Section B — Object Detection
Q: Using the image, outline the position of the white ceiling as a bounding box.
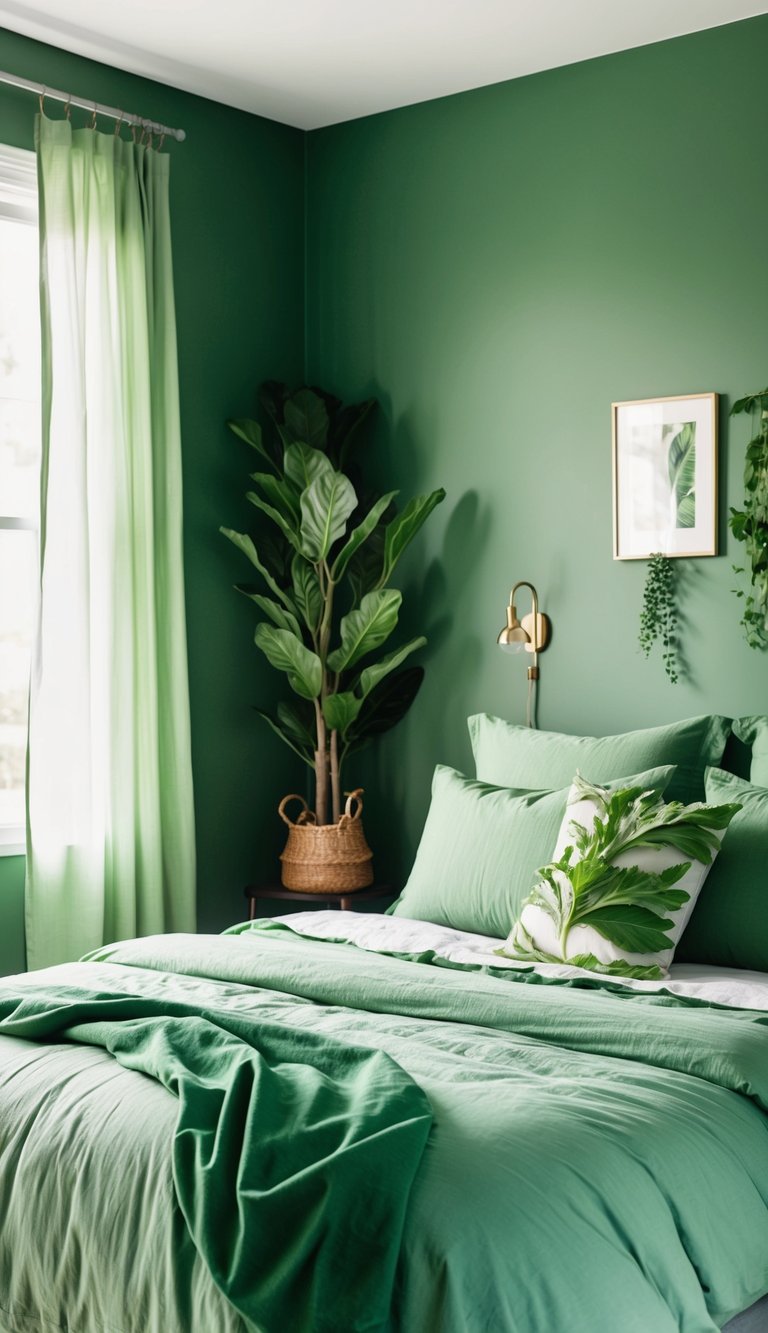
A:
[0,0,765,130]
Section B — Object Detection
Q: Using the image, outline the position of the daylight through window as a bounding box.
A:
[0,145,40,848]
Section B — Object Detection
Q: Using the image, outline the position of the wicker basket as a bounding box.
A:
[278,788,374,893]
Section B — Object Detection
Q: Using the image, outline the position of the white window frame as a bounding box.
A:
[0,144,38,856]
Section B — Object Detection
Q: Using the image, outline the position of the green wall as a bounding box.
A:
[3,15,768,966]
[305,16,768,886]
[0,25,305,970]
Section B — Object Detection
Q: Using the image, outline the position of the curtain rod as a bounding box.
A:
[0,68,186,142]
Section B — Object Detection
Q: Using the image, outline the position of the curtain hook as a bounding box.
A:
[157,129,166,152]
[38,87,46,117]
[130,119,138,144]
[114,109,123,137]
[90,101,98,131]
[64,94,72,121]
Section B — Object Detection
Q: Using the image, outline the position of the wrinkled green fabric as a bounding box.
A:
[3,931,768,1331]
[27,114,196,968]
[0,984,432,1333]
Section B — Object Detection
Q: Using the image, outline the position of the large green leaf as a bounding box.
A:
[322,692,362,734]
[277,699,317,753]
[227,418,279,471]
[283,388,329,452]
[249,472,300,523]
[346,667,424,752]
[220,528,296,612]
[329,398,376,469]
[236,589,302,640]
[247,491,302,552]
[331,491,398,582]
[254,625,322,699]
[357,636,426,698]
[347,526,385,603]
[254,709,314,768]
[327,589,402,673]
[578,902,675,954]
[291,556,323,634]
[667,422,696,529]
[378,489,446,585]
[300,468,358,561]
[283,443,333,493]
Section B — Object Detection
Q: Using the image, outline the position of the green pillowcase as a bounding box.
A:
[733,717,768,788]
[393,763,675,940]
[677,767,768,972]
[468,713,730,804]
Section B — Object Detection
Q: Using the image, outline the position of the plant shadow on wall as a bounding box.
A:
[729,389,768,650]
[220,383,445,884]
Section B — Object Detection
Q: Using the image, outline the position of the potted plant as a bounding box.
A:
[221,382,445,890]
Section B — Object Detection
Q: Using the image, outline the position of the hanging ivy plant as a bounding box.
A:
[638,553,679,684]
[730,389,768,650]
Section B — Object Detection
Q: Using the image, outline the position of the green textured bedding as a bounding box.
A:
[1,928,768,1332]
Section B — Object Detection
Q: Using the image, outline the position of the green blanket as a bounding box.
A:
[0,986,431,1333]
[2,929,768,1332]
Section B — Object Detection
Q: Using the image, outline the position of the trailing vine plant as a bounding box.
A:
[729,389,768,649]
[638,553,679,684]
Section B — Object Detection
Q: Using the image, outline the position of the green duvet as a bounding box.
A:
[0,927,767,1332]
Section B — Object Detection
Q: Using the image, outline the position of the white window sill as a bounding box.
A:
[0,830,25,857]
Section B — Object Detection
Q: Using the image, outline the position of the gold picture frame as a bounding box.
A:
[612,393,718,560]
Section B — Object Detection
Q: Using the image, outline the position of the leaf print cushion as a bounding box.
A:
[499,774,741,980]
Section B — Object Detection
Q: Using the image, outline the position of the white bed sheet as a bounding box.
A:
[265,909,768,1011]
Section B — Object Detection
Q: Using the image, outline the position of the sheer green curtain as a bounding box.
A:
[26,115,196,969]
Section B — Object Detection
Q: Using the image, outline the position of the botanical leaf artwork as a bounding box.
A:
[500,776,740,980]
[221,384,445,822]
[665,421,696,529]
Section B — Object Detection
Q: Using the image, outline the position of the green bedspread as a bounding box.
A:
[1,927,768,1332]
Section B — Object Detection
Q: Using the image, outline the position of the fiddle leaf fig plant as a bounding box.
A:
[730,389,768,649]
[222,384,445,824]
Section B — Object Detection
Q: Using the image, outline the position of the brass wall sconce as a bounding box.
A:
[497,580,551,728]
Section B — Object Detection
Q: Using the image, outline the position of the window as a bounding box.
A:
[0,145,40,854]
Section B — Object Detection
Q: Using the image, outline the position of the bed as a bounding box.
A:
[1,909,767,1333]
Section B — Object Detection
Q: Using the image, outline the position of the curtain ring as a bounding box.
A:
[130,119,138,144]
[90,102,98,131]
[114,109,124,137]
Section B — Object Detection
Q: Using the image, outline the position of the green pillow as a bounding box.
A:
[733,717,768,788]
[468,713,730,804]
[500,773,740,980]
[677,767,768,972]
[393,763,675,940]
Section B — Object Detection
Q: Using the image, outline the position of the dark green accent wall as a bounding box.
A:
[2,16,768,965]
[305,16,768,886]
[0,26,305,970]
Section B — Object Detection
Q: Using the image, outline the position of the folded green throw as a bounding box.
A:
[0,985,433,1333]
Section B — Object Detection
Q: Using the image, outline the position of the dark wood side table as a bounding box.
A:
[244,884,395,921]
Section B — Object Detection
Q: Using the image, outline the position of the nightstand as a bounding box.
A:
[243,884,395,921]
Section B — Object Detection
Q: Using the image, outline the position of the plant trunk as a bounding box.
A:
[314,704,328,824]
[330,729,341,824]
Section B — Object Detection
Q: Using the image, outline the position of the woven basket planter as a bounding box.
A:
[278,788,374,893]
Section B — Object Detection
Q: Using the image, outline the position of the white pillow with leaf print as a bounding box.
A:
[500,773,741,980]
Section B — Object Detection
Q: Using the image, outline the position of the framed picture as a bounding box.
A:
[612,393,718,560]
